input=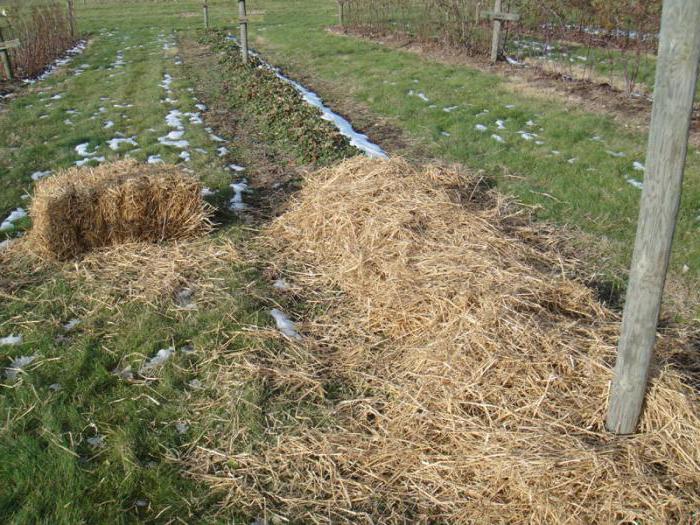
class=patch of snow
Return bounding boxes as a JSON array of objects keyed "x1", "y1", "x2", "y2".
[
  {"x1": 179, "y1": 151, "x2": 191, "y2": 161},
  {"x1": 5, "y1": 354, "x2": 37, "y2": 380},
  {"x1": 147, "y1": 155, "x2": 163, "y2": 164},
  {"x1": 0, "y1": 334, "x2": 23, "y2": 346},
  {"x1": 475, "y1": 124, "x2": 487, "y2": 132},
  {"x1": 201, "y1": 187, "x2": 216, "y2": 197},
  {"x1": 606, "y1": 150, "x2": 626, "y2": 158},
  {"x1": 1, "y1": 208, "x2": 27, "y2": 231},
  {"x1": 104, "y1": 120, "x2": 115, "y2": 129},
  {"x1": 86, "y1": 435, "x2": 105, "y2": 448},
  {"x1": 228, "y1": 164, "x2": 246, "y2": 172},
  {"x1": 63, "y1": 319, "x2": 80, "y2": 331},
  {"x1": 270, "y1": 308, "x2": 302, "y2": 340},
  {"x1": 229, "y1": 180, "x2": 249, "y2": 211},
  {"x1": 195, "y1": 103, "x2": 207, "y2": 111},
  {"x1": 141, "y1": 347, "x2": 174, "y2": 372},
  {"x1": 567, "y1": 157, "x2": 578, "y2": 164},
  {"x1": 75, "y1": 156, "x2": 106, "y2": 167},
  {"x1": 625, "y1": 176, "x2": 643, "y2": 190},
  {"x1": 633, "y1": 161, "x2": 645, "y2": 171},
  {"x1": 443, "y1": 105, "x2": 459, "y2": 113},
  {"x1": 518, "y1": 131, "x2": 536, "y2": 141},
  {"x1": 107, "y1": 136, "x2": 138, "y2": 151},
  {"x1": 31, "y1": 170, "x2": 52, "y2": 181},
  {"x1": 495, "y1": 120, "x2": 506, "y2": 129},
  {"x1": 441, "y1": 131, "x2": 451, "y2": 137},
  {"x1": 217, "y1": 146, "x2": 229, "y2": 157},
  {"x1": 273, "y1": 279, "x2": 289, "y2": 290},
  {"x1": 75, "y1": 143, "x2": 98, "y2": 157},
  {"x1": 491, "y1": 134, "x2": 505, "y2": 143}
]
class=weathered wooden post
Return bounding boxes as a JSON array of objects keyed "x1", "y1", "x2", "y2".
[
  {"x1": 67, "y1": 0, "x2": 75, "y2": 38},
  {"x1": 606, "y1": 0, "x2": 700, "y2": 435},
  {"x1": 0, "y1": 21, "x2": 19, "y2": 81},
  {"x1": 203, "y1": 2, "x2": 209, "y2": 29},
  {"x1": 238, "y1": 0, "x2": 248, "y2": 63},
  {"x1": 490, "y1": 0, "x2": 502, "y2": 62},
  {"x1": 337, "y1": 0, "x2": 345, "y2": 27},
  {"x1": 480, "y1": 2, "x2": 519, "y2": 63}
]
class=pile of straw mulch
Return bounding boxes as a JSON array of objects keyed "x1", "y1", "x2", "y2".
[
  {"x1": 28, "y1": 160, "x2": 212, "y2": 260},
  {"x1": 188, "y1": 157, "x2": 699, "y2": 523}
]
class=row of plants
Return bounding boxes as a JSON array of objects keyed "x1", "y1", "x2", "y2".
[
  {"x1": 0, "y1": 0, "x2": 76, "y2": 81},
  {"x1": 202, "y1": 30, "x2": 358, "y2": 164},
  {"x1": 341, "y1": 0, "x2": 662, "y2": 95}
]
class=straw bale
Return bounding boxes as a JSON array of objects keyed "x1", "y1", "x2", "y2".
[
  {"x1": 28, "y1": 160, "x2": 212, "y2": 260},
  {"x1": 189, "y1": 157, "x2": 700, "y2": 523}
]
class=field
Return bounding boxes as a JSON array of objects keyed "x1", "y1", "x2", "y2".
[{"x1": 0, "y1": 0, "x2": 698, "y2": 522}]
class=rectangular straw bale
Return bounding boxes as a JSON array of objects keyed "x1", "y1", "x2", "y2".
[{"x1": 29, "y1": 160, "x2": 212, "y2": 259}]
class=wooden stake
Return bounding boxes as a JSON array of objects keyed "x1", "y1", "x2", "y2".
[
  {"x1": 490, "y1": 0, "x2": 502, "y2": 63},
  {"x1": 605, "y1": 0, "x2": 700, "y2": 435},
  {"x1": 67, "y1": 0, "x2": 75, "y2": 38},
  {"x1": 239, "y1": 0, "x2": 248, "y2": 63},
  {"x1": 203, "y1": 2, "x2": 209, "y2": 29},
  {"x1": 338, "y1": 1, "x2": 344, "y2": 27},
  {"x1": 0, "y1": 26, "x2": 15, "y2": 81}
]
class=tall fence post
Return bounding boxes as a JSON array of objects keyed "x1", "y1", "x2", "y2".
[
  {"x1": 67, "y1": 0, "x2": 75, "y2": 38},
  {"x1": 238, "y1": 0, "x2": 248, "y2": 63},
  {"x1": 203, "y1": 2, "x2": 209, "y2": 29},
  {"x1": 490, "y1": 0, "x2": 502, "y2": 63},
  {"x1": 605, "y1": 0, "x2": 700, "y2": 435},
  {"x1": 338, "y1": 0, "x2": 344, "y2": 27}
]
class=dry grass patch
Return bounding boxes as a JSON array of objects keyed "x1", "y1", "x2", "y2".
[
  {"x1": 28, "y1": 160, "x2": 212, "y2": 260},
  {"x1": 189, "y1": 157, "x2": 700, "y2": 524}
]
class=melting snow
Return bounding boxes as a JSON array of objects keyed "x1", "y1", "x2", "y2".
[
  {"x1": 228, "y1": 164, "x2": 246, "y2": 172},
  {"x1": 270, "y1": 308, "x2": 302, "y2": 340},
  {"x1": 141, "y1": 347, "x2": 174, "y2": 372},
  {"x1": 606, "y1": 150, "x2": 626, "y2": 158},
  {"x1": 0, "y1": 334, "x2": 23, "y2": 346},
  {"x1": 63, "y1": 319, "x2": 80, "y2": 331},
  {"x1": 147, "y1": 155, "x2": 163, "y2": 164},
  {"x1": 5, "y1": 354, "x2": 37, "y2": 380},
  {"x1": 633, "y1": 161, "x2": 645, "y2": 171},
  {"x1": 229, "y1": 180, "x2": 248, "y2": 211},
  {"x1": 491, "y1": 134, "x2": 505, "y2": 143},
  {"x1": 625, "y1": 176, "x2": 644, "y2": 190},
  {"x1": 107, "y1": 136, "x2": 138, "y2": 151},
  {"x1": 1, "y1": 208, "x2": 27, "y2": 231},
  {"x1": 443, "y1": 106, "x2": 459, "y2": 113},
  {"x1": 31, "y1": 170, "x2": 52, "y2": 181},
  {"x1": 201, "y1": 187, "x2": 216, "y2": 197},
  {"x1": 75, "y1": 143, "x2": 98, "y2": 157},
  {"x1": 495, "y1": 120, "x2": 506, "y2": 130},
  {"x1": 475, "y1": 124, "x2": 487, "y2": 132}
]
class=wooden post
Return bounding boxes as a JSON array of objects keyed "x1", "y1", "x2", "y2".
[
  {"x1": 0, "y1": 28, "x2": 18, "y2": 81},
  {"x1": 605, "y1": 0, "x2": 700, "y2": 435},
  {"x1": 338, "y1": 0, "x2": 344, "y2": 27},
  {"x1": 238, "y1": 0, "x2": 248, "y2": 63},
  {"x1": 490, "y1": 0, "x2": 502, "y2": 63},
  {"x1": 67, "y1": 0, "x2": 75, "y2": 38},
  {"x1": 203, "y1": 2, "x2": 209, "y2": 29}
]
